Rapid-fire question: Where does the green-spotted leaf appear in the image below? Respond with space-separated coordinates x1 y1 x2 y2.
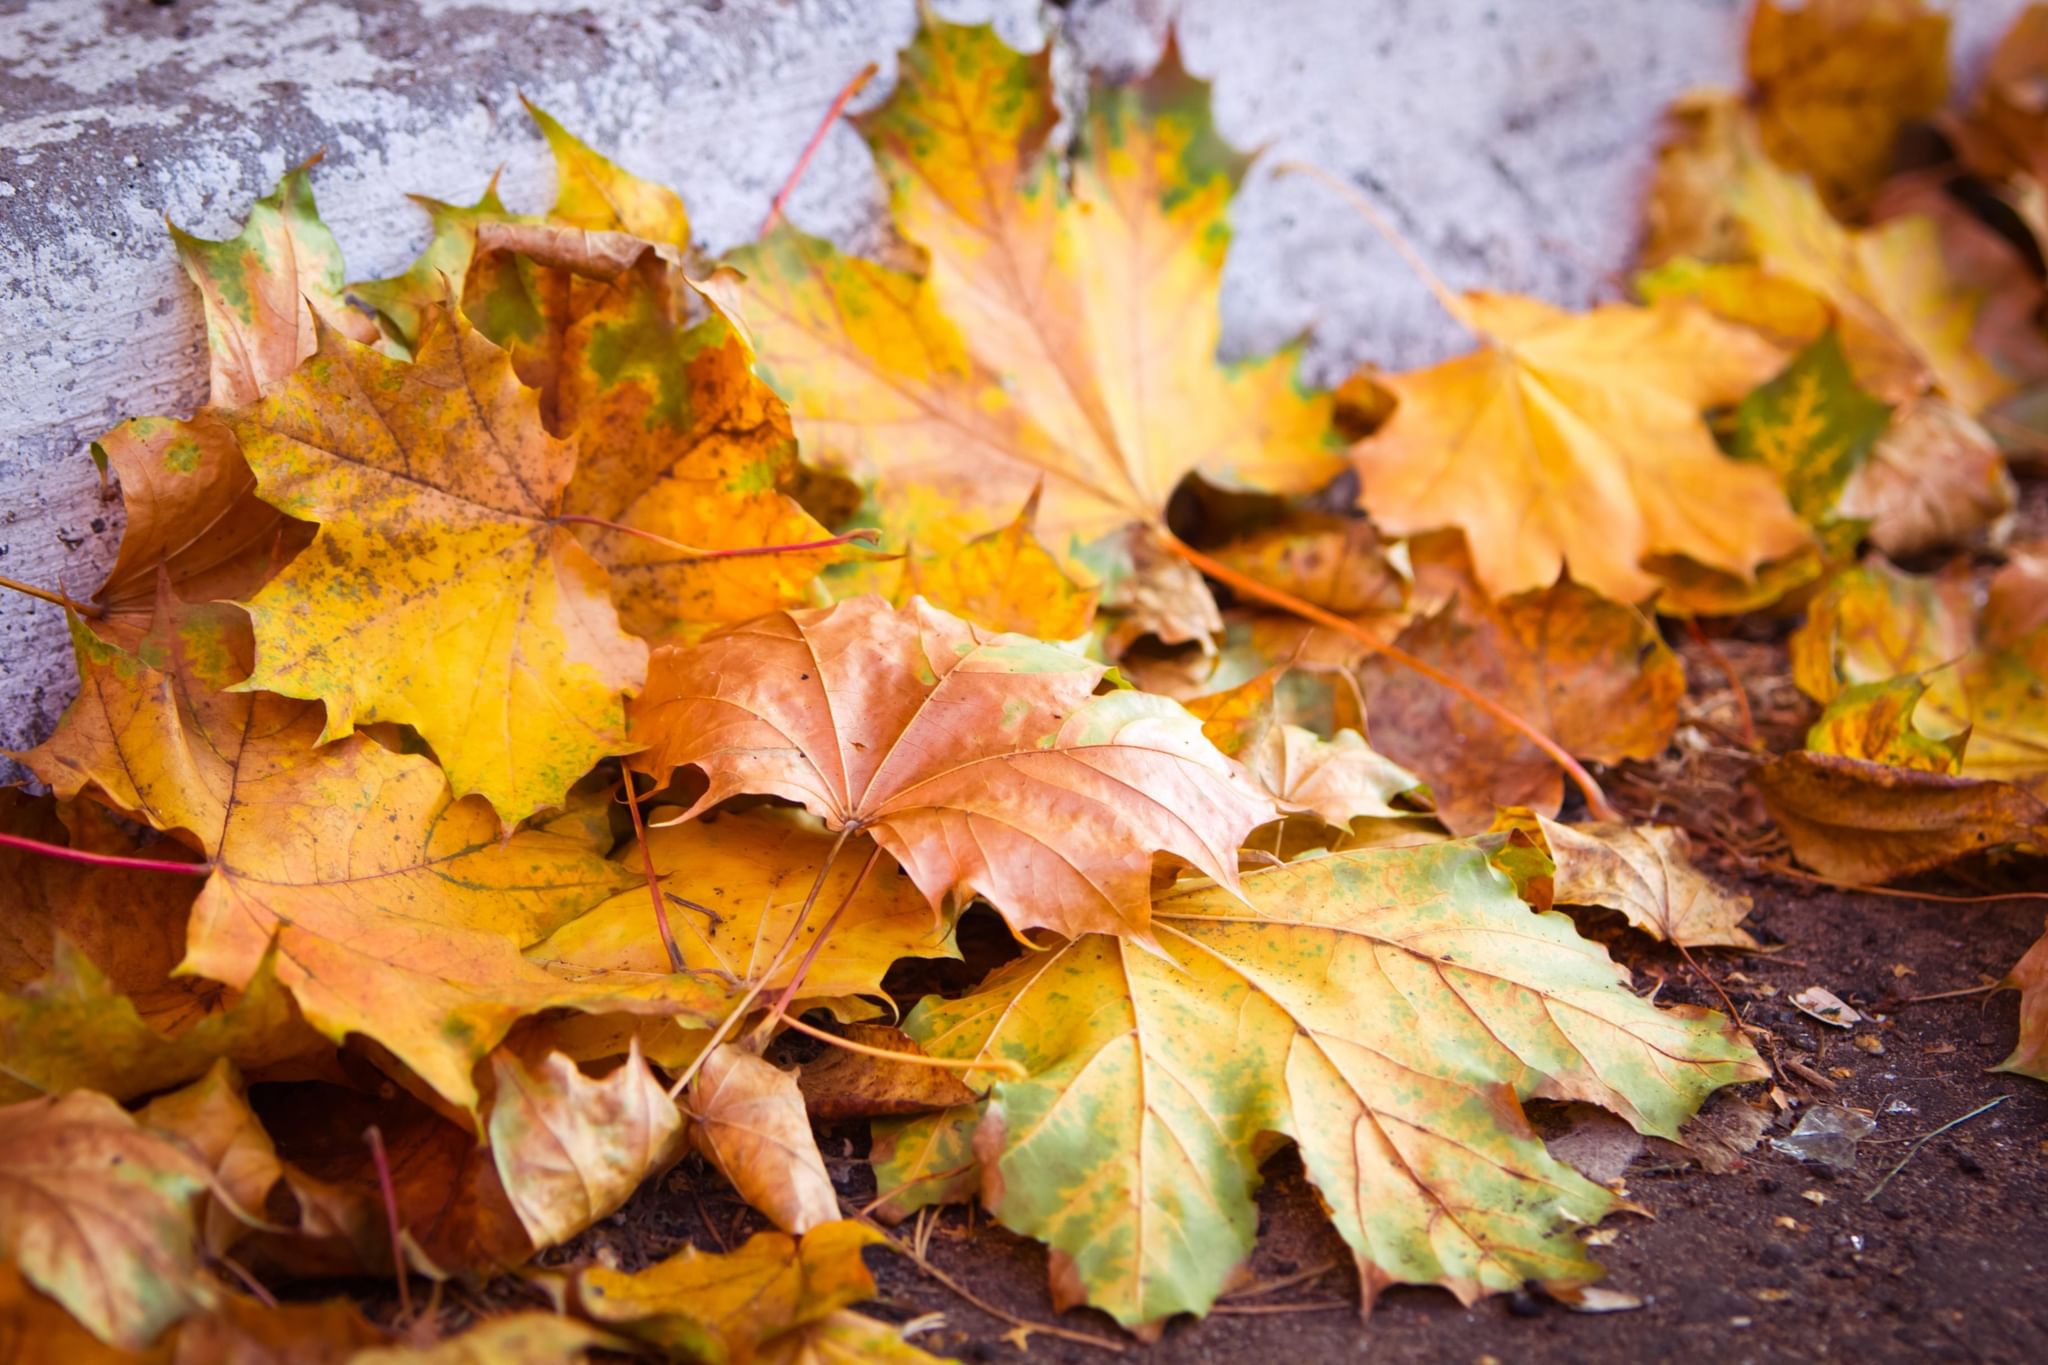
1734 330 1892 521
874 841 1762 1328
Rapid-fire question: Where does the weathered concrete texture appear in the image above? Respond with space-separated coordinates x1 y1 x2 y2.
0 0 2026 765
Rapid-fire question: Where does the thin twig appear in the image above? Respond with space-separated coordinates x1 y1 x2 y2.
1162 530 1618 821
761 62 880 236
1755 860 2048 904
0 573 103 617
756 842 883 1040
1894 982 2001 1006
618 771 685 972
1275 161 1478 337
1865 1095 2011 1203
848 1208 1127 1353
0 831 211 876
1211 1300 1351 1316
363 1126 414 1323
777 1014 1027 1078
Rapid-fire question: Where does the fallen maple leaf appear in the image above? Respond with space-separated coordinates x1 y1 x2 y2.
731 20 1342 577
574 1219 882 1362
1835 397 2014 556
176 728 718 1111
138 1060 291 1257
629 596 1275 941
487 1040 683 1249
1536 816 1758 949
0 1091 213 1350
1745 0 1949 217
1360 577 1685 833
874 841 1760 1328
1806 677 1968 773
1208 514 1408 618
1186 668 1420 828
686 1043 838 1236
1732 331 1892 524
229 300 647 821
1350 288 1804 603
529 807 955 1002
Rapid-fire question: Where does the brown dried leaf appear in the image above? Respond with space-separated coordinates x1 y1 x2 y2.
798 1025 978 1122
687 1043 838 1235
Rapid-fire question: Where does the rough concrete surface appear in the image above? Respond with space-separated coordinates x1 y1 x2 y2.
0 0 2027 764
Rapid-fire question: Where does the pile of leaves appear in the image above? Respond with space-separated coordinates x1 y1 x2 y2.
1 2 2044 1358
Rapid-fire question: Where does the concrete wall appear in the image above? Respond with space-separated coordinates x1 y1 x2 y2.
0 0 2024 763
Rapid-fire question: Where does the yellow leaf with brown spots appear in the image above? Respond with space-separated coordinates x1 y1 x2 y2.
229 302 646 821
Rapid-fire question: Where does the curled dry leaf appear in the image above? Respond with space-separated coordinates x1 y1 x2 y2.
1536 816 1757 949
687 1044 839 1236
1186 669 1420 828
1100 528 1224 659
1352 290 1803 603
529 808 955 1003
797 1024 978 1122
630 596 1275 942
575 1220 882 1362
230 301 646 821
732 20 1341 561
757 1309 948 1365
876 843 1762 1329
1361 578 1685 834
137 1060 288 1257
0 1091 212 1350
486 1041 684 1250
1752 749 2047 884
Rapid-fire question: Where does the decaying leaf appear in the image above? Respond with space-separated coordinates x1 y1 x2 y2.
630 596 1275 941
1536 816 1757 949
877 843 1761 1328
0 1091 212 1350
732 20 1342 563
486 1041 684 1249
1835 397 2015 556
798 1024 978 1122
137 1060 289 1257
1186 669 1421 828
1752 748 2047 884
687 1044 839 1235
575 1219 883 1361
1360 577 1685 833
230 301 646 821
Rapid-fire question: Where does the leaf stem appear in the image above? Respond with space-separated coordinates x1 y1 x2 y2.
667 824 853 1100
362 1125 414 1323
555 515 880 562
755 841 883 1043
1684 617 1758 748
1159 530 1619 822
761 62 880 237
1275 160 1479 339
0 574 102 618
618 771 685 973
0 830 211 876
778 1014 1027 1079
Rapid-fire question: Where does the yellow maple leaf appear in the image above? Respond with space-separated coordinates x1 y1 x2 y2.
1353 290 1806 602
